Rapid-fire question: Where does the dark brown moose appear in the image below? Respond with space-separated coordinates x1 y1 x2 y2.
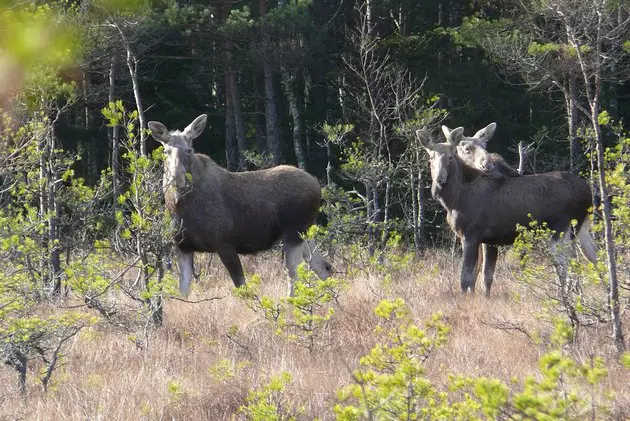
416 128 597 295
148 114 330 297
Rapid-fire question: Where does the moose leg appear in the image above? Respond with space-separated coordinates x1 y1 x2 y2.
177 249 194 297
216 245 246 288
481 244 498 296
285 239 304 296
461 237 480 293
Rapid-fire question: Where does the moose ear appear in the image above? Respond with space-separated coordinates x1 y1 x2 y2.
148 121 170 144
416 129 435 151
448 127 464 145
441 125 451 139
472 122 496 148
183 114 208 141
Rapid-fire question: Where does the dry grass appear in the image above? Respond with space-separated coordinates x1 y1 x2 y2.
1 248 628 420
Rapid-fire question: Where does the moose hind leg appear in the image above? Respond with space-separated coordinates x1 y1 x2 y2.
461 237 480 293
177 249 195 297
217 245 246 288
482 244 498 297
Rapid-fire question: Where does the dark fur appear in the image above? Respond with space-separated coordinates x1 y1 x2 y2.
418 129 593 295
169 155 322 255
150 114 329 296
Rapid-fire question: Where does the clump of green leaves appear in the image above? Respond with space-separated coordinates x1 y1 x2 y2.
238 372 303 421
335 299 452 420
233 265 346 352
469 320 613 420
511 217 606 338
0 112 100 396
334 302 615 420
102 101 178 328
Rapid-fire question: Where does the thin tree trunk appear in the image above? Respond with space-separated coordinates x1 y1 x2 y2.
48 130 61 295
326 141 333 186
263 61 280 165
281 69 306 170
566 8 625 351
126 50 146 156
151 254 164 326
592 115 625 352
567 78 580 173
230 73 247 170
410 165 419 252
116 25 147 155
39 128 49 288
224 71 238 171
517 141 526 175
108 56 120 203
260 0 281 166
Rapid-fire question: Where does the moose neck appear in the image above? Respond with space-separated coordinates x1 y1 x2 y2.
433 156 465 211
163 160 195 211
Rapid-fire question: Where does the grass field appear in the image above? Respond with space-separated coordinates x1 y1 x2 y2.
1 248 628 420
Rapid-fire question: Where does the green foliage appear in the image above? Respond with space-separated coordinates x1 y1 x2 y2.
238 372 303 421
511 217 607 336
0 2 80 69
499 321 611 420
233 265 346 352
101 101 176 325
166 378 187 403
335 299 451 420
600 121 630 261
335 304 614 420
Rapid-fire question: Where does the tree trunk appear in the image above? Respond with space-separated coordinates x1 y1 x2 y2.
281 68 306 170
592 115 625 352
230 72 247 170
260 0 281 166
116 26 147 156
263 61 280 165
108 56 120 203
224 46 238 171
566 78 580 173
517 141 526 175
48 131 61 295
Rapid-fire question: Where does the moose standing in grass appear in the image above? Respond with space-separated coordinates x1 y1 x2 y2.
148 114 330 297
416 127 596 295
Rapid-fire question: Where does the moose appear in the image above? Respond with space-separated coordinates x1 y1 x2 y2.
443 123 521 178
416 127 597 295
148 114 331 297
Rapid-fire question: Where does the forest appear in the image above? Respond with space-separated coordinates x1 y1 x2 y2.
0 0 629 419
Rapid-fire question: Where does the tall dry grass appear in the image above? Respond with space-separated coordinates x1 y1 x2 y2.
0 248 628 420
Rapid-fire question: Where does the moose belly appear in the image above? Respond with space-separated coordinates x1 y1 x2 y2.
176 220 283 255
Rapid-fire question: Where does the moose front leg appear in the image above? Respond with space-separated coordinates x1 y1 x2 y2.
217 245 246 288
461 237 480 293
481 244 498 296
176 248 195 297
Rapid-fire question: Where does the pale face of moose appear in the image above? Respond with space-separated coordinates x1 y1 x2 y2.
443 122 497 172
148 114 208 205
457 140 494 172
418 127 462 197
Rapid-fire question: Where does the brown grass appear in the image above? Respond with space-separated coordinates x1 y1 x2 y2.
1 248 628 420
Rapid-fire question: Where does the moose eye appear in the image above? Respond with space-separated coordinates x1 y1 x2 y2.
186 149 193 155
